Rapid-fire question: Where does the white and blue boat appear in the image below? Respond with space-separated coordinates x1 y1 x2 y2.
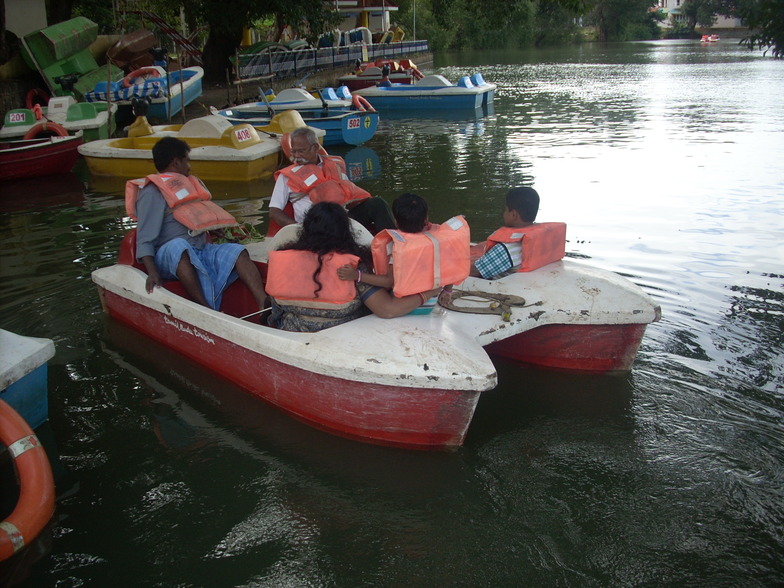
84 66 204 120
0 329 55 430
263 87 354 112
215 103 379 147
352 73 496 110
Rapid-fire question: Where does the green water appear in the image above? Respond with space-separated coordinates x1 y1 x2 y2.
0 40 782 586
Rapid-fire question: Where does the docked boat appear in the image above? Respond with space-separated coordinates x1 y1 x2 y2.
79 114 284 181
0 330 56 561
84 66 204 120
215 101 379 147
262 86 354 112
353 73 496 110
0 132 82 181
338 58 424 91
91 225 660 451
0 96 116 141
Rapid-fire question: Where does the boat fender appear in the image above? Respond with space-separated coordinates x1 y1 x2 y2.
23 121 69 140
352 95 375 112
32 104 44 121
0 399 55 561
25 88 49 110
123 67 162 88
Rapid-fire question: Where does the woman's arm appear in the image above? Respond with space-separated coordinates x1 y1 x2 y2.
362 287 441 319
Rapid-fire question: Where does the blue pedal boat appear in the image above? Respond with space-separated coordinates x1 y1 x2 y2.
0 329 55 430
352 73 496 111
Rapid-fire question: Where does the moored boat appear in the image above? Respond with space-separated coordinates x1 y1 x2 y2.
338 58 424 91
0 330 57 561
215 102 379 146
353 73 496 110
0 96 116 141
0 132 83 181
91 224 660 451
84 66 204 120
78 113 292 181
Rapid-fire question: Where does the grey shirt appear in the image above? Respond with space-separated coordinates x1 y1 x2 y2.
135 182 206 260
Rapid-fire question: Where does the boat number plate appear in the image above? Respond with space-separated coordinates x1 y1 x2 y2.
9 112 26 123
235 127 253 142
348 117 360 129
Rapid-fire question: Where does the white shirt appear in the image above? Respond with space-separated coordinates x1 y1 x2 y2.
269 173 314 223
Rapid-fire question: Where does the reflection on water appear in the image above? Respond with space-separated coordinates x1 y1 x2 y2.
1 41 782 586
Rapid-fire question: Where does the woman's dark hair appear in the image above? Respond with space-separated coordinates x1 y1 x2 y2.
506 187 540 222
152 137 190 172
285 202 371 297
392 192 429 233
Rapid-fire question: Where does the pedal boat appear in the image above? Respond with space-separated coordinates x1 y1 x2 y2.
91 226 660 451
353 73 496 110
77 112 323 181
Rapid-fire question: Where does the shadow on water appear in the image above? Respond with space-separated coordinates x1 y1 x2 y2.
100 318 473 497
0 173 86 213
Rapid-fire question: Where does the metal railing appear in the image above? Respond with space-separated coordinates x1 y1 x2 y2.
234 40 430 82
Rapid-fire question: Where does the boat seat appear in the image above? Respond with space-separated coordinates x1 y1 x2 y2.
457 76 474 88
118 229 267 319
321 88 339 101
335 86 352 100
470 73 486 86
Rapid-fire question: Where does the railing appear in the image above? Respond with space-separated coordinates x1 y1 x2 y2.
234 40 430 82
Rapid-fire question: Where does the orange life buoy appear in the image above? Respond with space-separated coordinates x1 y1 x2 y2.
25 88 49 110
122 67 162 88
32 104 44 121
0 399 55 561
23 122 69 140
352 94 375 112
412 68 424 80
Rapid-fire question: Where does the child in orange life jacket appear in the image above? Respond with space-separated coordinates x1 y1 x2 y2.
336 193 448 296
471 187 540 280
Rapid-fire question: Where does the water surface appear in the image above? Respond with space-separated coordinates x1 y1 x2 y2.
0 40 782 586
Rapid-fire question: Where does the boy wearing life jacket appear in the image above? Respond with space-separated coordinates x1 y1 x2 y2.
336 192 429 290
268 127 396 234
132 137 267 312
471 187 539 280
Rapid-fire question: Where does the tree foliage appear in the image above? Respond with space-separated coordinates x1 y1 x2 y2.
734 0 784 57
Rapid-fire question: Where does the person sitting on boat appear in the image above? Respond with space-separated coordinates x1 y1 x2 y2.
268 127 396 234
471 187 540 280
265 202 441 332
132 136 268 311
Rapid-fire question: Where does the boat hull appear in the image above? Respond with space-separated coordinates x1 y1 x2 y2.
356 87 495 110
0 135 82 181
81 151 278 182
218 106 379 146
486 323 648 373
96 286 481 450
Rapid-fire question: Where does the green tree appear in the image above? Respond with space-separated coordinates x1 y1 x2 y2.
681 0 722 33
734 0 784 57
587 0 658 41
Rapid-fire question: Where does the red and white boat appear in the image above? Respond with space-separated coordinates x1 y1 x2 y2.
338 58 424 91
91 227 660 451
0 132 82 181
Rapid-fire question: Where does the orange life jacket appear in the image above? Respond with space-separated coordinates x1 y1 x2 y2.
274 156 371 207
484 222 567 272
266 250 360 306
371 216 471 297
125 173 237 235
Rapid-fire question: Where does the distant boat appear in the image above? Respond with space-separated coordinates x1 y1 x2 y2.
352 73 496 110
701 34 720 42
0 95 116 142
338 58 424 91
